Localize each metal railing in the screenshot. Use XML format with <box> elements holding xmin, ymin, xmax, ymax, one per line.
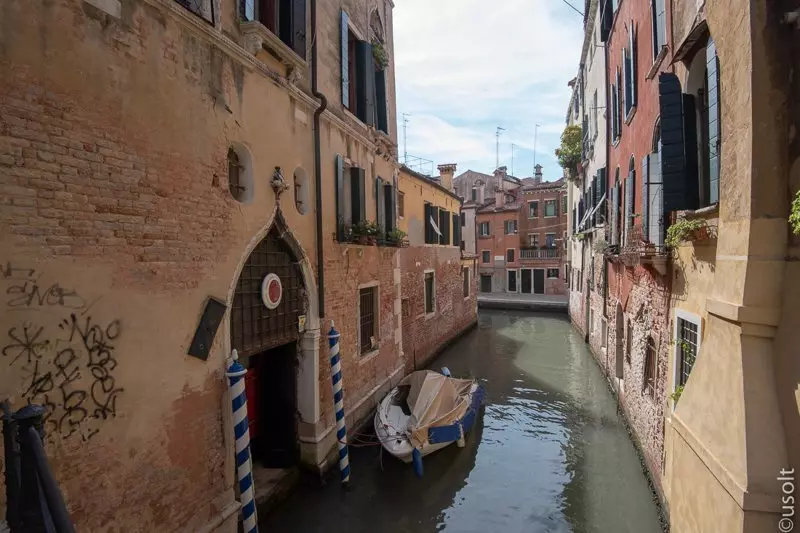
<box><xmin>2</xmin><ymin>402</ymin><xmax>74</xmax><ymax>533</ymax></box>
<box><xmin>520</xmin><ymin>247</ymin><xmax>560</xmax><ymax>260</ymax></box>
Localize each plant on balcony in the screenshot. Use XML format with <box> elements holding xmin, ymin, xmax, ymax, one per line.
<box><xmin>670</xmin><ymin>385</ymin><xmax>684</xmax><ymax>404</ymax></box>
<box><xmin>555</xmin><ymin>124</ymin><xmax>582</xmax><ymax>181</ymax></box>
<box><xmin>386</xmin><ymin>228</ymin><xmax>408</xmax><ymax>247</ymax></box>
<box><xmin>790</xmin><ymin>189</ymin><xmax>800</xmax><ymax>235</ymax></box>
<box><xmin>592</xmin><ymin>238</ymin><xmax>610</xmax><ymax>254</ymax></box>
<box><xmin>352</xmin><ymin>220</ymin><xmax>381</xmax><ymax>245</ymax></box>
<box><xmin>373</xmin><ymin>43</ymin><xmax>389</xmax><ymax>70</ymax></box>
<box><xmin>665</xmin><ymin>219</ymin><xmax>709</xmax><ymax>249</ymax></box>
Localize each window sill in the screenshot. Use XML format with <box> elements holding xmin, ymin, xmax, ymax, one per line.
<box><xmin>358</xmin><ymin>347</ymin><xmax>381</xmax><ymax>364</ymax></box>
<box><xmin>646</xmin><ymin>46</ymin><xmax>669</xmax><ymax>80</ymax></box>
<box><xmin>612</xmin><ymin>139</ymin><xmax>620</xmax><ymax>148</ymax></box>
<box><xmin>240</xmin><ymin>21</ymin><xmax>307</xmax><ymax>77</ymax></box>
<box><xmin>424</xmin><ymin>311</ymin><xmax>437</xmax><ymax>321</ymax></box>
<box><xmin>624</xmin><ymin>106</ymin><xmax>637</xmax><ymax>125</ymax></box>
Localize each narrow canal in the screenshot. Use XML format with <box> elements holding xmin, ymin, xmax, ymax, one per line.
<box><xmin>261</xmin><ymin>310</ymin><xmax>664</xmax><ymax>532</ymax></box>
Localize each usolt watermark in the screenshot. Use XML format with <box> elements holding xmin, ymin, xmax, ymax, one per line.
<box><xmin>779</xmin><ymin>468</ymin><xmax>796</xmax><ymax>533</ymax></box>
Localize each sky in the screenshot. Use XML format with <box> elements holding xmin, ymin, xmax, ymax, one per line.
<box><xmin>393</xmin><ymin>0</ymin><xmax>584</xmax><ymax>181</ymax></box>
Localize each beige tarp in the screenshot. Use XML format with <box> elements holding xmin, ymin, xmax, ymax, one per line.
<box><xmin>400</xmin><ymin>370</ymin><xmax>475</xmax><ymax>448</ymax></box>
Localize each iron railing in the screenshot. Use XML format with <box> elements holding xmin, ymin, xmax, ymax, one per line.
<box><xmin>2</xmin><ymin>402</ymin><xmax>74</xmax><ymax>533</ymax></box>
<box><xmin>520</xmin><ymin>248</ymin><xmax>561</xmax><ymax>260</ymax></box>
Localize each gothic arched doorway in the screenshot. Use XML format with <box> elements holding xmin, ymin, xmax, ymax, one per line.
<box><xmin>231</xmin><ymin>226</ymin><xmax>306</xmax><ymax>469</ymax></box>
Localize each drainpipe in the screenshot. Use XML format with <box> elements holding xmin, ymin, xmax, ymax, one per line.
<box><xmin>311</xmin><ymin>0</ymin><xmax>328</xmax><ymax>319</ymax></box>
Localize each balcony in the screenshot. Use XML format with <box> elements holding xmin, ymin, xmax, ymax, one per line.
<box><xmin>520</xmin><ymin>247</ymin><xmax>561</xmax><ymax>260</ymax></box>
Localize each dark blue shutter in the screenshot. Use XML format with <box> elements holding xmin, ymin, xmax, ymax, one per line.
<box><xmin>290</xmin><ymin>0</ymin><xmax>307</xmax><ymax>59</ymax></box>
<box><xmin>650</xmin><ymin>0</ymin><xmax>658</xmax><ymax>59</ymax></box>
<box><xmin>658</xmin><ymin>72</ymin><xmax>688</xmax><ymax>217</ymax></box>
<box><xmin>335</xmin><ymin>155</ymin><xmax>345</xmax><ymax>240</ymax></box>
<box><xmin>641</xmin><ymin>155</ymin><xmax>650</xmax><ymax>240</ymax></box>
<box><xmin>623</xmin><ymin>47</ymin><xmax>631</xmax><ymax>117</ymax></box>
<box><xmin>424</xmin><ymin>203</ymin><xmax>432</xmax><ymax>244</ymax></box>
<box><xmin>385</xmin><ymin>184</ymin><xmax>395</xmax><ymax>233</ymax></box>
<box><xmin>375</xmin><ymin>69</ymin><xmax>388</xmax><ymax>133</ymax></box>
<box><xmin>630</xmin><ymin>25</ymin><xmax>637</xmax><ymax>108</ymax></box>
<box><xmin>351</xmin><ymin>167</ymin><xmax>365</xmax><ymax>225</ymax></box>
<box><xmin>611</xmin><ymin>183</ymin><xmax>619</xmax><ymax>245</ymax></box>
<box><xmin>375</xmin><ymin>177</ymin><xmax>385</xmax><ymax>234</ymax></box>
<box><xmin>356</xmin><ymin>41</ymin><xmax>376</xmax><ymax>125</ymax></box>
<box><xmin>441</xmin><ymin>210</ymin><xmax>450</xmax><ymax>245</ymax></box>
<box><xmin>341</xmin><ymin>10</ymin><xmax>349</xmax><ymax>108</ymax></box>
<box><xmin>683</xmin><ymin>94</ymin><xmax>700</xmax><ymax>209</ymax></box>
<box><xmin>707</xmin><ymin>38</ymin><xmax>720</xmax><ymax>204</ymax></box>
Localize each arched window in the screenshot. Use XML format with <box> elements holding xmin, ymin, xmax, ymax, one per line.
<box><xmin>294</xmin><ymin>167</ymin><xmax>309</xmax><ymax>215</ymax></box>
<box><xmin>228</xmin><ymin>148</ymin><xmax>244</xmax><ymax>202</ymax></box>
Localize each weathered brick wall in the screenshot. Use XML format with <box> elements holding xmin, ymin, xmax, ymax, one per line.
<box><xmin>400</xmin><ymin>247</ymin><xmax>477</xmax><ymax>372</ymax></box>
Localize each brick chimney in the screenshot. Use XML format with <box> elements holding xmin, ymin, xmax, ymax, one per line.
<box><xmin>534</xmin><ymin>164</ymin><xmax>543</xmax><ymax>185</ymax></box>
<box><xmin>495</xmin><ymin>187</ymin><xmax>504</xmax><ymax>207</ymax></box>
<box><xmin>437</xmin><ymin>163</ymin><xmax>457</xmax><ymax>192</ymax></box>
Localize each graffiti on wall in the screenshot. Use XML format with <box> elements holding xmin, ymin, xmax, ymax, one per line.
<box><xmin>1</xmin><ymin>262</ymin><xmax>123</xmax><ymax>443</ymax></box>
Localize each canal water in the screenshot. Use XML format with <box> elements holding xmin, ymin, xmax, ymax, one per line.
<box><xmin>261</xmin><ymin>310</ymin><xmax>664</xmax><ymax>532</ymax></box>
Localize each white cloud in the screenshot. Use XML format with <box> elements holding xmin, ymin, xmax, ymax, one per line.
<box><xmin>393</xmin><ymin>0</ymin><xmax>583</xmax><ymax>178</ymax></box>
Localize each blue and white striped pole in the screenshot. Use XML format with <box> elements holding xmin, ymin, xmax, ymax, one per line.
<box><xmin>226</xmin><ymin>349</ymin><xmax>258</xmax><ymax>533</ymax></box>
<box><xmin>328</xmin><ymin>321</ymin><xmax>351</xmax><ymax>484</ymax></box>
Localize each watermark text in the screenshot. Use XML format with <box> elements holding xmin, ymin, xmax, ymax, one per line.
<box><xmin>779</xmin><ymin>468</ymin><xmax>795</xmax><ymax>533</ymax></box>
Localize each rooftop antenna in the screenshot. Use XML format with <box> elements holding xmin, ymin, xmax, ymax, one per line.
<box><xmin>496</xmin><ymin>126</ymin><xmax>505</xmax><ymax>170</ymax></box>
<box><xmin>402</xmin><ymin>113</ymin><xmax>411</xmax><ymax>165</ymax></box>
<box><xmin>533</xmin><ymin>123</ymin><xmax>542</xmax><ymax>172</ymax></box>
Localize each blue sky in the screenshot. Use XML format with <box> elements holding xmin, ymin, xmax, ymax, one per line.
<box><xmin>393</xmin><ymin>0</ymin><xmax>584</xmax><ymax>181</ymax></box>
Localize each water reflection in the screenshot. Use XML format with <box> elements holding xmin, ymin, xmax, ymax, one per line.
<box><xmin>261</xmin><ymin>310</ymin><xmax>662</xmax><ymax>533</ymax></box>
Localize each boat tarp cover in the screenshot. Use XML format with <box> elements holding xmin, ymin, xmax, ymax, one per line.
<box><xmin>399</xmin><ymin>370</ymin><xmax>475</xmax><ymax>448</ymax></box>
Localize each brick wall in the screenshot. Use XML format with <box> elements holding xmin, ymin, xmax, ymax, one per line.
<box><xmin>400</xmin><ymin>247</ymin><xmax>477</xmax><ymax>371</ymax></box>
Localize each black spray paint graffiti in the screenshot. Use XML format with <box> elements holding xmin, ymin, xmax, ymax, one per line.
<box><xmin>3</xmin><ymin>318</ymin><xmax>122</xmax><ymax>443</ymax></box>
<box><xmin>1</xmin><ymin>261</ymin><xmax>95</xmax><ymax>312</ymax></box>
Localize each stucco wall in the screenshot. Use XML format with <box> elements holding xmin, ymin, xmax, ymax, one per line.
<box><xmin>397</xmin><ymin>168</ymin><xmax>461</xmax><ymax>247</ymax></box>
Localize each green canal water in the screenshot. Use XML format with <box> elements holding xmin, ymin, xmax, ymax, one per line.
<box><xmin>261</xmin><ymin>310</ymin><xmax>664</xmax><ymax>532</ymax></box>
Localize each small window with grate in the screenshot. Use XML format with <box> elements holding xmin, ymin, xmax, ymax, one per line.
<box><xmin>228</xmin><ymin>148</ymin><xmax>245</xmax><ymax>201</ymax></box>
<box><xmin>481</xmin><ymin>250</ymin><xmax>490</xmax><ymax>263</ymax></box>
<box><xmin>359</xmin><ymin>286</ymin><xmax>378</xmax><ymax>354</ymax></box>
<box><xmin>424</xmin><ymin>271</ymin><xmax>435</xmax><ymax>315</ymax></box>
<box><xmin>506</xmin><ymin>248</ymin><xmax>515</xmax><ymax>263</ymax></box>
<box><xmin>644</xmin><ymin>337</ymin><xmax>657</xmax><ymax>396</ymax></box>
<box><xmin>547</xmin><ymin>268</ymin><xmax>559</xmax><ymax>278</ymax></box>
<box><xmin>677</xmin><ymin>318</ymin><xmax>698</xmax><ymax>386</ymax></box>
<box><xmin>462</xmin><ymin>267</ymin><xmax>469</xmax><ymax>298</ymax></box>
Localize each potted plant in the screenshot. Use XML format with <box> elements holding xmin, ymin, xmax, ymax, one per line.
<box><xmin>352</xmin><ymin>220</ymin><xmax>381</xmax><ymax>245</ymax></box>
<box><xmin>386</xmin><ymin>228</ymin><xmax>408</xmax><ymax>247</ymax></box>
<box><xmin>373</xmin><ymin>43</ymin><xmax>389</xmax><ymax>70</ymax></box>
<box><xmin>790</xmin><ymin>189</ymin><xmax>800</xmax><ymax>235</ymax></box>
<box><xmin>670</xmin><ymin>385</ymin><xmax>684</xmax><ymax>405</ymax></box>
<box><xmin>665</xmin><ymin>219</ymin><xmax>710</xmax><ymax>249</ymax></box>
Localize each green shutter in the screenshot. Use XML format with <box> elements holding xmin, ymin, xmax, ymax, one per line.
<box><xmin>335</xmin><ymin>155</ymin><xmax>345</xmax><ymax>241</ymax></box>
<box><xmin>623</xmin><ymin>47</ymin><xmax>631</xmax><ymax>117</ymax></box>
<box><xmin>385</xmin><ymin>183</ymin><xmax>396</xmax><ymax>233</ymax></box>
<box><xmin>341</xmin><ymin>10</ymin><xmax>349</xmax><ymax>108</ymax></box>
<box><xmin>641</xmin><ymin>155</ymin><xmax>650</xmax><ymax>240</ymax></box>
<box><xmin>350</xmin><ymin>167</ymin><xmax>365</xmax><ymax>225</ymax></box>
<box><xmin>375</xmin><ymin>69</ymin><xmax>388</xmax><ymax>133</ymax></box>
<box><xmin>658</xmin><ymin>72</ymin><xmax>690</xmax><ymax>217</ymax></box>
<box><xmin>424</xmin><ymin>203</ymin><xmax>432</xmax><ymax>244</ymax></box>
<box><xmin>453</xmin><ymin>213</ymin><xmax>460</xmax><ymax>247</ymax></box>
<box><xmin>630</xmin><ymin>25</ymin><xmax>637</xmax><ymax>108</ymax></box>
<box><xmin>707</xmin><ymin>38</ymin><xmax>720</xmax><ymax>205</ymax></box>
<box><xmin>375</xmin><ymin>177</ymin><xmax>385</xmax><ymax>234</ymax></box>
<box><xmin>355</xmin><ymin>41</ymin><xmax>375</xmax><ymax>125</ymax></box>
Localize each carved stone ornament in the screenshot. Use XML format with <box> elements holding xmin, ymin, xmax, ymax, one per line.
<box><xmin>271</xmin><ymin>166</ymin><xmax>289</xmax><ymax>200</ymax></box>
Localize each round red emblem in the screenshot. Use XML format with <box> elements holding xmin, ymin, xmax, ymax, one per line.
<box><xmin>261</xmin><ymin>274</ymin><xmax>282</xmax><ymax>309</ymax></box>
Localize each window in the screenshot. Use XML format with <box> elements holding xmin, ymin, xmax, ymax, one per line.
<box><xmin>506</xmin><ymin>248</ymin><xmax>515</xmax><ymax>263</ymax></box>
<box><xmin>611</xmin><ymin>69</ymin><xmax>622</xmax><ymax>142</ymax></box>
<box><xmin>626</xmin><ymin>319</ymin><xmax>633</xmax><ymax>363</ymax></box>
<box><xmin>359</xmin><ymin>286</ymin><xmax>377</xmax><ymax>354</ymax></box>
<box><xmin>592</xmin><ymin>90</ymin><xmax>598</xmax><ymax>139</ymax></box>
<box><xmin>293</xmin><ymin>167</ymin><xmax>309</xmax><ymax>214</ymax></box>
<box><xmin>547</xmin><ymin>268</ymin><xmax>559</xmax><ymax>278</ymax></box>
<box><xmin>563</xmin><ymin>231</ymin><xmax>568</xmax><ymax>250</ymax></box>
<box><xmin>424</xmin><ymin>203</ymin><xmax>442</xmax><ymax>244</ymax></box>
<box><xmin>479</xmin><ymin>221</ymin><xmax>490</xmax><ymax>236</ymax></box>
<box><xmin>651</xmin><ymin>0</ymin><xmax>667</xmax><ymax>61</ymax></box>
<box><xmin>424</xmin><ymin>271</ymin><xmax>435</xmax><ymax>314</ymax></box>
<box><xmin>460</xmin><ymin>212</ymin><xmax>466</xmax><ymax>226</ymax></box>
<box><xmin>481</xmin><ymin>250</ymin><xmax>490</xmax><ymax>263</ymax></box>
<box><xmin>439</xmin><ymin>209</ymin><xmax>451</xmax><ymax>245</ymax></box>
<box><xmin>602</xmin><ymin>319</ymin><xmax>608</xmax><ymax>348</ymax></box>
<box><xmin>228</xmin><ymin>148</ymin><xmax>245</xmax><ymax>202</ymax></box>
<box><xmin>179</xmin><ymin>0</ymin><xmax>214</xmax><ymax>24</ymax></box>
<box><xmin>545</xmin><ymin>233</ymin><xmax>556</xmax><ymax>248</ymax></box>
<box><xmin>241</xmin><ymin>0</ymin><xmax>306</xmax><ymax>59</ymax></box>
<box><xmin>528</xmin><ymin>233</ymin><xmax>539</xmax><ymax>247</ymax></box>
<box><xmin>334</xmin><ymin>156</ymin><xmax>366</xmax><ymax>241</ymax></box>
<box><xmin>677</xmin><ymin>318</ymin><xmax>698</xmax><ymax>386</ymax></box>
<box><xmin>480</xmin><ymin>274</ymin><xmax>492</xmax><ymax>293</ymax></box>
<box><xmin>340</xmin><ymin>11</ymin><xmax>387</xmax><ymax>130</ymax></box>
<box><xmin>544</xmin><ymin>200</ymin><xmax>557</xmax><ymax>217</ymax></box>
<box><xmin>507</xmin><ymin>269</ymin><xmax>517</xmax><ymax>292</ymax></box>
<box><xmin>644</xmin><ymin>337</ymin><xmax>657</xmax><ymax>396</ymax></box>
<box><xmin>462</xmin><ymin>267</ymin><xmax>470</xmax><ymax>298</ymax></box>
<box><xmin>623</xmin><ymin>22</ymin><xmax>638</xmax><ymax>119</ymax></box>
<box><xmin>561</xmin><ymin>195</ymin><xmax>567</xmax><ymax>215</ymax></box>
<box><xmin>528</xmin><ymin>201</ymin><xmax>538</xmax><ymax>218</ymax></box>
<box><xmin>471</xmin><ymin>188</ymin><xmax>477</xmax><ymax>202</ymax></box>
<box><xmin>504</xmin><ymin>220</ymin><xmax>518</xmax><ymax>234</ymax></box>
<box><xmin>398</xmin><ymin>191</ymin><xmax>405</xmax><ymax>218</ymax></box>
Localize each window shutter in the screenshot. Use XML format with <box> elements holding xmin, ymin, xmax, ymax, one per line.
<box><xmin>385</xmin><ymin>184</ymin><xmax>396</xmax><ymax>233</ymax></box>
<box><xmin>424</xmin><ymin>203</ymin><xmax>432</xmax><ymax>244</ymax></box>
<box><xmin>441</xmin><ymin>210</ymin><xmax>450</xmax><ymax>245</ymax></box>
<box><xmin>375</xmin><ymin>177</ymin><xmax>385</xmax><ymax>234</ymax></box>
<box><xmin>641</xmin><ymin>155</ymin><xmax>650</xmax><ymax>240</ymax></box>
<box><xmin>610</xmin><ymin>83</ymin><xmax>616</xmax><ymax>140</ymax></box>
<box><xmin>341</xmin><ymin>10</ymin><xmax>349</xmax><ymax>108</ymax></box>
<box><xmin>350</xmin><ymin>167</ymin><xmax>365</xmax><ymax>225</ymax></box>
<box><xmin>290</xmin><ymin>0</ymin><xmax>307</xmax><ymax>59</ymax></box>
<box><xmin>335</xmin><ymin>155</ymin><xmax>345</xmax><ymax>240</ymax></box>
<box><xmin>611</xmin><ymin>183</ymin><xmax>619</xmax><ymax>246</ymax></box>
<box><xmin>650</xmin><ymin>0</ymin><xmax>658</xmax><ymax>59</ymax></box>
<box><xmin>598</xmin><ymin>167</ymin><xmax>607</xmax><ymax>224</ymax></box>
<box><xmin>453</xmin><ymin>213</ymin><xmax>460</xmax><ymax>247</ymax></box>
<box><xmin>355</xmin><ymin>41</ymin><xmax>376</xmax><ymax>126</ymax></box>
<box><xmin>375</xmin><ymin>69</ymin><xmax>388</xmax><ymax>133</ymax></box>
<box><xmin>658</xmin><ymin>72</ymin><xmax>689</xmax><ymax>217</ymax></box>
<box><xmin>630</xmin><ymin>25</ymin><xmax>637</xmax><ymax>108</ymax></box>
<box><xmin>622</xmin><ymin>48</ymin><xmax>629</xmax><ymax>117</ymax></box>
<box><xmin>707</xmin><ymin>38</ymin><xmax>720</xmax><ymax>205</ymax></box>
<box><xmin>625</xmin><ymin>173</ymin><xmax>633</xmax><ymax>245</ymax></box>
<box><xmin>431</xmin><ymin>205</ymin><xmax>440</xmax><ymax>241</ymax></box>
<box><xmin>656</xmin><ymin>0</ymin><xmax>667</xmax><ymax>55</ymax></box>
<box><xmin>648</xmin><ymin>152</ymin><xmax>664</xmax><ymax>246</ymax></box>
<box><xmin>616</xmin><ymin>70</ymin><xmax>622</xmax><ymax>134</ymax></box>
<box><xmin>683</xmin><ymin>94</ymin><xmax>700</xmax><ymax>208</ymax></box>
